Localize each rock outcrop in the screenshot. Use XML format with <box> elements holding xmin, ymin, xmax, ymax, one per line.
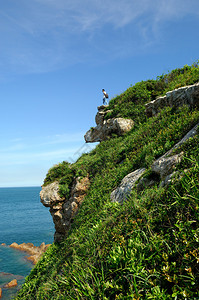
<box><xmin>151</xmin><ymin>152</ymin><xmax>184</xmax><ymax>180</ymax></box>
<box><xmin>111</xmin><ymin>168</ymin><xmax>146</xmax><ymax>203</ymax></box>
<box><xmin>9</xmin><ymin>242</ymin><xmax>51</xmax><ymax>264</ymax></box>
<box><xmin>39</xmin><ymin>181</ymin><xmax>64</xmax><ymax>207</ymax></box>
<box><xmin>111</xmin><ymin>123</ymin><xmax>198</xmax><ymax>203</ymax></box>
<box><xmin>145</xmin><ymin>82</ymin><xmax>199</xmax><ymax>117</ymax></box>
<box><xmin>163</xmin><ymin>123</ymin><xmax>199</xmax><ymax>157</ymax></box>
<box><xmin>40</xmin><ymin>175</ymin><xmax>90</xmax><ymax>242</ymax></box>
<box><xmin>41</xmin><ymin>84</ymin><xmax>199</xmax><ymax>238</ymax></box>
<box><xmin>4</xmin><ymin>279</ymin><xmax>18</xmax><ymax>288</ymax></box>
<box><xmin>84</xmin><ymin>105</ymin><xmax>134</xmax><ymax>143</ymax></box>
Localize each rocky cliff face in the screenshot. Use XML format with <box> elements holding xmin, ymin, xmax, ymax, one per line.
<box><xmin>84</xmin><ymin>105</ymin><xmax>134</xmax><ymax>142</ymax></box>
<box><xmin>40</xmin><ymin>176</ymin><xmax>90</xmax><ymax>242</ymax></box>
<box><xmin>111</xmin><ymin>82</ymin><xmax>199</xmax><ymax>203</ymax></box>
<box><xmin>41</xmin><ymin>82</ymin><xmax>199</xmax><ymax>242</ymax></box>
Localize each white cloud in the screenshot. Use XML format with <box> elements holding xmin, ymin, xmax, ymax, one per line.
<box><xmin>30</xmin><ymin>0</ymin><xmax>199</xmax><ymax>30</ymax></box>
<box><xmin>0</xmin><ymin>0</ymin><xmax>198</xmax><ymax>75</ymax></box>
<box><xmin>43</xmin><ymin>132</ymin><xmax>85</xmax><ymax>145</ymax></box>
<box><xmin>0</xmin><ymin>130</ymin><xmax>96</xmax><ymax>186</ymax></box>
<box><xmin>26</xmin><ymin>0</ymin><xmax>150</xmax><ymax>32</ymax></box>
<box><xmin>0</xmin><ymin>132</ymin><xmax>94</xmax><ymax>166</ymax></box>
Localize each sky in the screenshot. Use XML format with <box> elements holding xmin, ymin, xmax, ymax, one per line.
<box><xmin>0</xmin><ymin>0</ymin><xmax>198</xmax><ymax>187</ymax></box>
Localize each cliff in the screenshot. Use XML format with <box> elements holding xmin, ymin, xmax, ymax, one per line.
<box><xmin>40</xmin><ymin>176</ymin><xmax>90</xmax><ymax>242</ymax></box>
<box><xmin>40</xmin><ymin>82</ymin><xmax>199</xmax><ymax>243</ymax></box>
<box><xmin>16</xmin><ymin>63</ymin><xmax>199</xmax><ymax>300</ymax></box>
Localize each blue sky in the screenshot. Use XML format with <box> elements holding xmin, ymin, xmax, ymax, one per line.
<box><xmin>0</xmin><ymin>0</ymin><xmax>198</xmax><ymax>187</ymax></box>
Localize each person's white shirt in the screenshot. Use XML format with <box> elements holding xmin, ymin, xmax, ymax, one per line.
<box><xmin>102</xmin><ymin>89</ymin><xmax>108</xmax><ymax>105</ymax></box>
<box><xmin>102</xmin><ymin>89</ymin><xmax>108</xmax><ymax>98</ymax></box>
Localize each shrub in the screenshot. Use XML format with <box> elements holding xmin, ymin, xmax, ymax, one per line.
<box><xmin>16</xmin><ymin>62</ymin><xmax>199</xmax><ymax>300</ymax></box>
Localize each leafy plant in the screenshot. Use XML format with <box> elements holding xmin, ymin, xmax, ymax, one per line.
<box><xmin>16</xmin><ymin>62</ymin><xmax>199</xmax><ymax>300</ymax></box>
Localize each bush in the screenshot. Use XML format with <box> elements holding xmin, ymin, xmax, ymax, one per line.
<box><xmin>16</xmin><ymin>62</ymin><xmax>199</xmax><ymax>299</ymax></box>
<box><xmin>43</xmin><ymin>161</ymin><xmax>73</xmax><ymax>186</ymax></box>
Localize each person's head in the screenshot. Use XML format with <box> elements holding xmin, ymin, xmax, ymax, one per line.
<box><xmin>102</xmin><ymin>89</ymin><xmax>105</xmax><ymax>91</ymax></box>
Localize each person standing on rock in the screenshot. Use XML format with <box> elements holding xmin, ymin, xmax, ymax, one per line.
<box><xmin>102</xmin><ymin>89</ymin><xmax>109</xmax><ymax>105</ymax></box>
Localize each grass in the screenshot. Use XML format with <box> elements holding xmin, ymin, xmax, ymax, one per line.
<box><xmin>15</xmin><ymin>62</ymin><xmax>199</xmax><ymax>299</ymax></box>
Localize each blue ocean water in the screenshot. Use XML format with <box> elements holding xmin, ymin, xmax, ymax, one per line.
<box><xmin>0</xmin><ymin>187</ymin><xmax>54</xmax><ymax>299</ymax></box>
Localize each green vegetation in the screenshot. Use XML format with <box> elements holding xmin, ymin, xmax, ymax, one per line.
<box><xmin>105</xmin><ymin>62</ymin><xmax>199</xmax><ymax>124</ymax></box>
<box><xmin>16</xmin><ymin>63</ymin><xmax>199</xmax><ymax>299</ymax></box>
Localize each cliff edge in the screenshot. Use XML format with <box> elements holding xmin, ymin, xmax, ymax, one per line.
<box><xmin>40</xmin><ymin>81</ymin><xmax>199</xmax><ymax>243</ymax></box>
<box><xmin>17</xmin><ymin>63</ymin><xmax>199</xmax><ymax>299</ymax></box>
<box><xmin>40</xmin><ymin>176</ymin><xmax>90</xmax><ymax>242</ymax></box>
<box><xmin>84</xmin><ymin>105</ymin><xmax>134</xmax><ymax>142</ymax></box>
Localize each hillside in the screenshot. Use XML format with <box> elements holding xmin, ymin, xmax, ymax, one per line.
<box><xmin>16</xmin><ymin>63</ymin><xmax>199</xmax><ymax>299</ymax></box>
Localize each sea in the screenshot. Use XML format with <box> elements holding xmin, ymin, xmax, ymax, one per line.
<box><xmin>0</xmin><ymin>187</ymin><xmax>54</xmax><ymax>300</ymax></box>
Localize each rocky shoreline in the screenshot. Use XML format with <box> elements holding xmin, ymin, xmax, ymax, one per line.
<box><xmin>0</xmin><ymin>242</ymin><xmax>51</xmax><ymax>298</ymax></box>
<box><xmin>0</xmin><ymin>274</ymin><xmax>22</xmax><ymax>299</ymax></box>
<box><xmin>8</xmin><ymin>242</ymin><xmax>51</xmax><ymax>265</ymax></box>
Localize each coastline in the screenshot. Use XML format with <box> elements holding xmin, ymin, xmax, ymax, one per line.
<box><xmin>0</xmin><ymin>183</ymin><xmax>54</xmax><ymax>299</ymax></box>
<box><xmin>1</xmin><ymin>242</ymin><xmax>51</xmax><ymax>265</ymax></box>
<box><xmin>0</xmin><ymin>242</ymin><xmax>51</xmax><ymax>299</ymax></box>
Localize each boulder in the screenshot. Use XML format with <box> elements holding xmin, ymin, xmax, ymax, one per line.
<box><xmin>111</xmin><ymin>168</ymin><xmax>146</xmax><ymax>203</ymax></box>
<box><xmin>110</xmin><ymin>154</ymin><xmax>183</xmax><ymax>203</ymax></box>
<box><xmin>95</xmin><ymin>106</ymin><xmax>113</xmax><ymax>126</ymax></box>
<box><xmin>84</xmin><ymin>106</ymin><xmax>134</xmax><ymax>143</ymax></box>
<box><xmin>9</xmin><ymin>242</ymin><xmax>51</xmax><ymax>264</ymax></box>
<box><xmin>4</xmin><ymin>279</ymin><xmax>17</xmax><ymax>288</ymax></box>
<box><xmin>40</xmin><ymin>181</ymin><xmax>64</xmax><ymax>207</ymax></box>
<box><xmin>145</xmin><ymin>82</ymin><xmax>199</xmax><ymax>117</ymax></box>
<box><xmin>151</xmin><ymin>152</ymin><xmax>184</xmax><ymax>179</ymax></box>
<box><xmin>85</xmin><ymin>118</ymin><xmax>134</xmax><ymax>142</ymax></box>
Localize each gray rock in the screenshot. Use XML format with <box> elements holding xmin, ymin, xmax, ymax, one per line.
<box><xmin>163</xmin><ymin>123</ymin><xmax>199</xmax><ymax>157</ymax></box>
<box><xmin>85</xmin><ymin>117</ymin><xmax>134</xmax><ymax>143</ymax></box>
<box><xmin>40</xmin><ymin>181</ymin><xmax>64</xmax><ymax>207</ymax></box>
<box><xmin>85</xmin><ymin>106</ymin><xmax>134</xmax><ymax>143</ymax></box>
<box><xmin>110</xmin><ymin>122</ymin><xmax>198</xmax><ymax>202</ymax></box>
<box><xmin>136</xmin><ymin>177</ymin><xmax>156</xmax><ymax>191</ymax></box>
<box><xmin>151</xmin><ymin>152</ymin><xmax>183</xmax><ymax>179</ymax></box>
<box><xmin>149</xmin><ymin>123</ymin><xmax>198</xmax><ymax>186</ymax></box>
<box><xmin>160</xmin><ymin>172</ymin><xmax>177</xmax><ymax>187</ymax></box>
<box><xmin>145</xmin><ymin>82</ymin><xmax>199</xmax><ymax>117</ymax></box>
<box><xmin>95</xmin><ymin>108</ymin><xmax>113</xmax><ymax>126</ymax></box>
<box><xmin>110</xmin><ymin>168</ymin><xmax>146</xmax><ymax>203</ymax></box>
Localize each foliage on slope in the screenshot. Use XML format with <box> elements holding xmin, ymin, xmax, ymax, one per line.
<box><xmin>104</xmin><ymin>62</ymin><xmax>199</xmax><ymax>124</ymax></box>
<box><xmin>16</xmin><ymin>63</ymin><xmax>199</xmax><ymax>299</ymax></box>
